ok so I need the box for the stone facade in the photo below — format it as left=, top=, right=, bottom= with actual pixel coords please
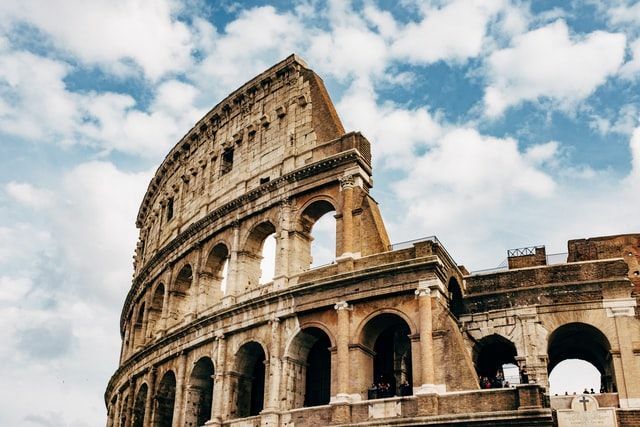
left=105, top=55, right=640, bottom=427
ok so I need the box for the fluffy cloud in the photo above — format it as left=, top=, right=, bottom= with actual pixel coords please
left=5, top=182, right=53, bottom=209
left=392, top=0, right=504, bottom=64
left=0, top=0, right=193, bottom=80
left=484, top=20, right=626, bottom=116
left=620, top=38, right=640, bottom=79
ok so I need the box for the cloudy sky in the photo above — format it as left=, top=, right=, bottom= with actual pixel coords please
left=1, top=0, right=639, bottom=425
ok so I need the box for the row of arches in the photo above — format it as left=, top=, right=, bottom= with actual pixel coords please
left=123, top=200, right=338, bottom=359
left=473, top=322, right=616, bottom=394
left=111, top=311, right=416, bottom=426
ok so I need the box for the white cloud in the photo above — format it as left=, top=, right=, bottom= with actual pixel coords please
left=392, top=0, right=504, bottom=64
left=620, top=38, right=640, bottom=79
left=5, top=181, right=53, bottom=209
left=608, top=2, right=640, bottom=27
left=337, top=78, right=442, bottom=167
left=484, top=20, right=626, bottom=117
left=194, top=7, right=304, bottom=99
left=0, top=0, right=193, bottom=80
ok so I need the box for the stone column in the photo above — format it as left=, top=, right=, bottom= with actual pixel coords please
left=143, top=367, right=156, bottom=427
left=415, top=282, right=436, bottom=394
left=273, top=200, right=291, bottom=290
left=189, top=245, right=204, bottom=320
left=222, top=221, right=240, bottom=307
left=607, top=298, right=640, bottom=408
left=207, top=333, right=226, bottom=426
left=159, top=270, right=172, bottom=333
left=266, top=317, right=282, bottom=410
left=333, top=301, right=352, bottom=402
left=172, top=352, right=188, bottom=425
left=140, top=293, right=152, bottom=346
left=124, top=378, right=135, bottom=427
left=339, top=176, right=355, bottom=257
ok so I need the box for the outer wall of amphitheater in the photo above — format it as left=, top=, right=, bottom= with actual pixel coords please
left=105, top=55, right=640, bottom=427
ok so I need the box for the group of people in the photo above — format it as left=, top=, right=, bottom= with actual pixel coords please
left=368, top=376, right=412, bottom=399
left=479, top=371, right=511, bottom=389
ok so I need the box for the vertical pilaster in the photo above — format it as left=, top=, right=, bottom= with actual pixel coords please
left=339, top=176, right=354, bottom=257
left=274, top=200, right=291, bottom=289
left=172, top=352, right=188, bottom=425
left=208, top=333, right=226, bottom=426
left=608, top=299, right=640, bottom=408
left=415, top=281, right=436, bottom=394
left=266, top=317, right=282, bottom=410
left=143, top=367, right=156, bottom=427
left=333, top=301, right=352, bottom=401
left=160, top=269, right=172, bottom=333
left=125, top=378, right=135, bottom=427
left=223, top=221, right=240, bottom=307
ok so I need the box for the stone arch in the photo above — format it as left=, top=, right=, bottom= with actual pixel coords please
left=185, top=356, right=215, bottom=427
left=547, top=322, right=615, bottom=393
left=284, top=326, right=333, bottom=409
left=147, top=283, right=165, bottom=337
left=132, top=382, right=147, bottom=427
left=473, top=334, right=519, bottom=388
left=447, top=277, right=464, bottom=317
left=153, top=370, right=176, bottom=427
left=201, top=241, right=230, bottom=308
left=291, top=198, right=338, bottom=273
left=358, top=312, right=414, bottom=399
left=239, top=220, right=277, bottom=291
left=131, top=302, right=145, bottom=350
left=232, top=340, right=267, bottom=418
left=169, top=263, right=194, bottom=326
left=355, top=308, right=417, bottom=344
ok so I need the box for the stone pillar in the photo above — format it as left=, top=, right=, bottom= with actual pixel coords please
left=172, top=352, right=188, bottom=425
left=159, top=270, right=172, bottom=333
left=273, top=200, right=291, bottom=290
left=607, top=298, right=640, bottom=408
left=266, top=317, right=282, bottom=410
left=333, top=301, right=352, bottom=401
left=415, top=281, right=436, bottom=394
left=223, top=221, right=240, bottom=307
left=124, top=378, right=136, bottom=427
left=189, top=246, right=204, bottom=320
left=140, top=293, right=151, bottom=347
left=339, top=176, right=355, bottom=257
left=207, top=334, right=226, bottom=426
left=143, top=367, right=156, bottom=427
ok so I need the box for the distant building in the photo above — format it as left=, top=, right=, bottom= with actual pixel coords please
left=105, top=55, right=640, bottom=427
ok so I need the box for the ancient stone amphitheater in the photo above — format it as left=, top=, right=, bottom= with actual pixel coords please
left=105, top=55, right=640, bottom=427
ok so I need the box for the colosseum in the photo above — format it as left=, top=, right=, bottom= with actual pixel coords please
left=105, top=55, right=640, bottom=427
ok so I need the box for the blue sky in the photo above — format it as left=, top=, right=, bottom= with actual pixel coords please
left=1, top=0, right=639, bottom=425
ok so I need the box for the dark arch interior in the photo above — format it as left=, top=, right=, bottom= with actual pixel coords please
left=155, top=371, right=176, bottom=427
left=235, top=342, right=266, bottom=418
left=175, top=265, right=193, bottom=293
left=447, top=278, right=464, bottom=317
left=132, top=384, right=147, bottom=427
left=205, top=243, right=229, bottom=274
left=302, top=327, right=331, bottom=407
left=547, top=322, right=615, bottom=392
left=474, top=335, right=518, bottom=384
left=363, top=313, right=413, bottom=398
left=148, top=284, right=164, bottom=334
left=186, top=357, right=214, bottom=427
left=245, top=222, right=276, bottom=253
left=300, top=200, right=336, bottom=232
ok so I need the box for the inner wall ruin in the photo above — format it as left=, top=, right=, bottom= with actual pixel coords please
left=105, top=55, right=640, bottom=427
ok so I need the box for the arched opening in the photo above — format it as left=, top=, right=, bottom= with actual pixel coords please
left=547, top=322, right=615, bottom=394
left=300, top=200, right=337, bottom=269
left=201, top=243, right=229, bottom=308
left=120, top=395, right=130, bottom=427
left=361, top=313, right=413, bottom=399
left=286, top=327, right=332, bottom=409
left=153, top=371, right=176, bottom=427
left=132, top=383, right=147, bottom=427
left=233, top=341, right=266, bottom=418
left=473, top=334, right=520, bottom=389
left=549, top=359, right=601, bottom=395
left=132, top=303, right=145, bottom=350
left=185, top=357, right=214, bottom=427
left=147, top=284, right=165, bottom=337
left=241, top=222, right=277, bottom=290
left=170, top=264, right=193, bottom=325
left=447, top=278, right=464, bottom=317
